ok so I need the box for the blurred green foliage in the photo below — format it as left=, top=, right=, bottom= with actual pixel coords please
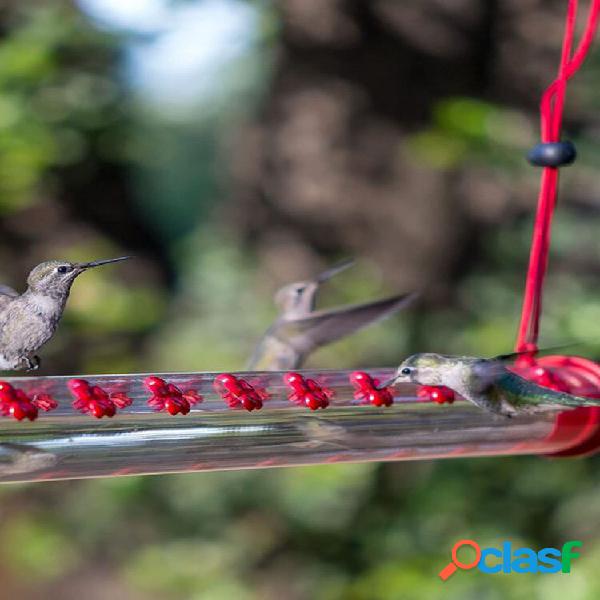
left=0, top=2, right=599, bottom=599
left=0, top=5, right=121, bottom=210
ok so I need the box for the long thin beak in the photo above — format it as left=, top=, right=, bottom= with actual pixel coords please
left=378, top=375, right=397, bottom=390
left=316, top=258, right=355, bottom=283
left=76, top=256, right=132, bottom=270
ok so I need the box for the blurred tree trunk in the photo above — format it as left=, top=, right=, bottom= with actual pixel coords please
left=230, top=0, right=570, bottom=303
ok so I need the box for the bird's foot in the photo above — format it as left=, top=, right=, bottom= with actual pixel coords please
left=25, top=356, right=41, bottom=371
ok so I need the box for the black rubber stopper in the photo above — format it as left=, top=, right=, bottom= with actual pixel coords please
left=527, top=141, right=577, bottom=167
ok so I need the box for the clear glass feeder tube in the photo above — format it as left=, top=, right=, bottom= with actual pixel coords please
left=0, top=368, right=579, bottom=483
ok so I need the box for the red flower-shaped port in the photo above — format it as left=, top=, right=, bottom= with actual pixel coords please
left=213, top=374, right=267, bottom=412
left=417, top=385, right=455, bottom=404
left=0, top=381, right=57, bottom=421
left=283, top=372, right=332, bottom=410
left=349, top=371, right=394, bottom=407
left=68, top=379, right=132, bottom=418
left=143, top=376, right=203, bottom=415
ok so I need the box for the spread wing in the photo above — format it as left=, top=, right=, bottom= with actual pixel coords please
left=471, top=344, right=584, bottom=391
left=0, top=285, right=18, bottom=311
left=491, top=343, right=579, bottom=363
left=277, top=292, right=418, bottom=355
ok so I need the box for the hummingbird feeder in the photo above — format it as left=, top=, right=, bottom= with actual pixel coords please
left=0, top=0, right=600, bottom=482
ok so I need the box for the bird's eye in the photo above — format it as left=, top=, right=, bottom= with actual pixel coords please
left=401, top=367, right=412, bottom=376
left=56, top=266, right=69, bottom=274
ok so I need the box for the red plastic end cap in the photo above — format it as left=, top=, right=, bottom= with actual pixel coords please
left=544, top=406, right=600, bottom=458
left=514, top=355, right=600, bottom=457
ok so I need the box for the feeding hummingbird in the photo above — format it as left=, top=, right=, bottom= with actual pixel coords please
left=248, top=259, right=417, bottom=371
left=384, top=352, right=600, bottom=416
left=0, top=257, right=131, bottom=371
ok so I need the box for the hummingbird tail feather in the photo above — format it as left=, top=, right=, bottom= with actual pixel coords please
left=547, top=395, right=600, bottom=408
left=501, top=373, right=600, bottom=410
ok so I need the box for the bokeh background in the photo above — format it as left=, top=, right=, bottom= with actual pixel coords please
left=0, top=0, right=599, bottom=598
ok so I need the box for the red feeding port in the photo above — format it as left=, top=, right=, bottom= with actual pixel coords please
left=213, top=374, right=267, bottom=411
left=143, top=376, right=203, bottom=415
left=283, top=372, right=332, bottom=410
left=68, top=378, right=132, bottom=418
left=349, top=371, right=394, bottom=407
left=147, top=376, right=203, bottom=414
left=417, top=385, right=455, bottom=405
left=0, top=381, right=57, bottom=421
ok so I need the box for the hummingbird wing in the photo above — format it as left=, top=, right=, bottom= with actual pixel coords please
left=467, top=345, right=585, bottom=383
left=491, top=343, right=581, bottom=363
left=0, top=285, right=18, bottom=310
left=247, top=329, right=301, bottom=371
left=470, top=344, right=587, bottom=390
left=278, top=293, right=418, bottom=355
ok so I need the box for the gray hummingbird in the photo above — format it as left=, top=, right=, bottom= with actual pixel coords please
left=248, top=259, right=417, bottom=371
left=0, top=257, right=131, bottom=371
left=384, top=352, right=600, bottom=416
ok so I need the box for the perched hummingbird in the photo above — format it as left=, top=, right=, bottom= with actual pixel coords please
left=248, top=259, right=417, bottom=370
left=0, top=257, right=131, bottom=371
left=384, top=352, right=600, bottom=416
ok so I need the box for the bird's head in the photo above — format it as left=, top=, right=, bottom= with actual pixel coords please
left=274, top=280, right=316, bottom=315
left=386, top=353, right=453, bottom=387
left=26, top=257, right=131, bottom=295
left=274, top=258, right=354, bottom=317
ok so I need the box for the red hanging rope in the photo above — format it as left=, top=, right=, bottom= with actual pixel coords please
left=510, top=1, right=600, bottom=457
left=516, top=0, right=600, bottom=352
left=417, top=3, right=600, bottom=454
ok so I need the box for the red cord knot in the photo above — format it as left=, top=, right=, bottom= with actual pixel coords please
left=0, top=381, right=57, bottom=421
left=349, top=371, right=394, bottom=407
left=68, top=379, right=133, bottom=418
left=417, top=385, right=455, bottom=405
left=213, top=374, right=267, bottom=411
left=283, top=372, right=333, bottom=410
left=143, top=376, right=203, bottom=415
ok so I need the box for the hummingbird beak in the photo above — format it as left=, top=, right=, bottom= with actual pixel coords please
left=75, top=256, right=132, bottom=271
left=378, top=375, right=398, bottom=390
left=315, top=258, right=355, bottom=283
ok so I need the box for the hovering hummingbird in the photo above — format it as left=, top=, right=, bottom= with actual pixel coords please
left=0, top=257, right=131, bottom=371
left=384, top=352, right=600, bottom=416
left=248, top=259, right=417, bottom=371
